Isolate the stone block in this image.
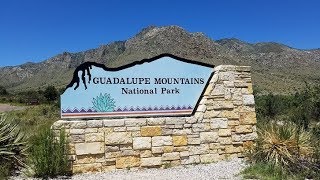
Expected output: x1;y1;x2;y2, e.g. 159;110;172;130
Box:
102;165;116;172
162;152;180;161
172;136;188;146
239;112;257;125
140;150;152;157
204;110;221;119
192;124;206;132
73;163;102;173
218;129;231;137
87;120;103;128
113;127;126;132
210;118;228;129
141;157;162;167
188;137;200;145
181;155;200;165
105;132;132;145
147;118;165;125
180;151;189;157
189;144;209;155
235;125;253;134
172;129;192;135
186;116;198;123
141;126;162;136
218;137;232;145
103;119;125;127
219;72;235;81
235;66;251;72
228;120;240;126
174;146;188;152
241;132;258;141
243;95;255;105
152;136;172;146
98;127;113;134
197;104;207;112
70;121;87;129
133;137;151;150
125;119;147;126
165;118;185;125
225;145;241;153
211;84;224;96
200;132;219;143
85;128;98;133
152;147;163;154
68;143;75;154
221;110;240;119
212;101;234;110
127;126;140;131
76;154;105;164
115;156;140;168
105;152;120;159
161;146;173;153
105;145;119;152
69;134;85;143
204;84;213;96
234;81;248;88
121;149;139;156
75;142;104;155
200;154;220;163
85;133;104;142
70;129;85;135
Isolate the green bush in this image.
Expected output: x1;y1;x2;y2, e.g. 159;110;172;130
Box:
28;127;70;178
0;115;28;178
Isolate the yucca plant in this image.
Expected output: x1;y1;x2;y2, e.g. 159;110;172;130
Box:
248;122;318;174
0;115;28;175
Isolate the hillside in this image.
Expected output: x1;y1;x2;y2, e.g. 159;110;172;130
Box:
1;25;320;93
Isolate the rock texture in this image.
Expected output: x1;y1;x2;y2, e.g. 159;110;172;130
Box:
52;65;257;174
1;26;320;93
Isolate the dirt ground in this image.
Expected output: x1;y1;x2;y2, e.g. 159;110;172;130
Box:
0;103;26;113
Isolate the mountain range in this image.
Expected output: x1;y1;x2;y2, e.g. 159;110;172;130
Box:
1;25;320;93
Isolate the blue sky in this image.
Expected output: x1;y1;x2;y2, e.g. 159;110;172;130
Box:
0;0;319;67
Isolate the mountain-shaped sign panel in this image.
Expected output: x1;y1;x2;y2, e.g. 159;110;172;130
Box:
61;54;214;118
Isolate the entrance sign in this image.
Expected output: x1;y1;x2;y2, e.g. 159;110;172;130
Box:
61;54;214;118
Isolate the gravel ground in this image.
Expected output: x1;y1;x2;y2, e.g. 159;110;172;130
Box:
23;158;245;180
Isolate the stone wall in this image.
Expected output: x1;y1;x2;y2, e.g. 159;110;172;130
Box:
52;65;257;173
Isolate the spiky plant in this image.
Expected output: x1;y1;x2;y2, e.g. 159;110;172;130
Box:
249;122;317;173
0;115;28;172
92;93;116;112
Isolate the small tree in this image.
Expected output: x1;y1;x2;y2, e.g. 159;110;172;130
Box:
44;86;58;101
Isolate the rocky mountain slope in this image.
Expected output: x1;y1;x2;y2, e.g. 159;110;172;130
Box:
1;26;320;93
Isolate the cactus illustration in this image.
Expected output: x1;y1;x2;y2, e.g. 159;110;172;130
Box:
92;93;116;112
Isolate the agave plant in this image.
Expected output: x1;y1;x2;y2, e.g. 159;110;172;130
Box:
92;93;116;112
0;115;28;169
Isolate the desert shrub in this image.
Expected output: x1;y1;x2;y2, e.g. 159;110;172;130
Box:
7;104;59;135
28;127;70;178
0;86;7;96
242;162;289;180
0;115;28;178
246;123;320;179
